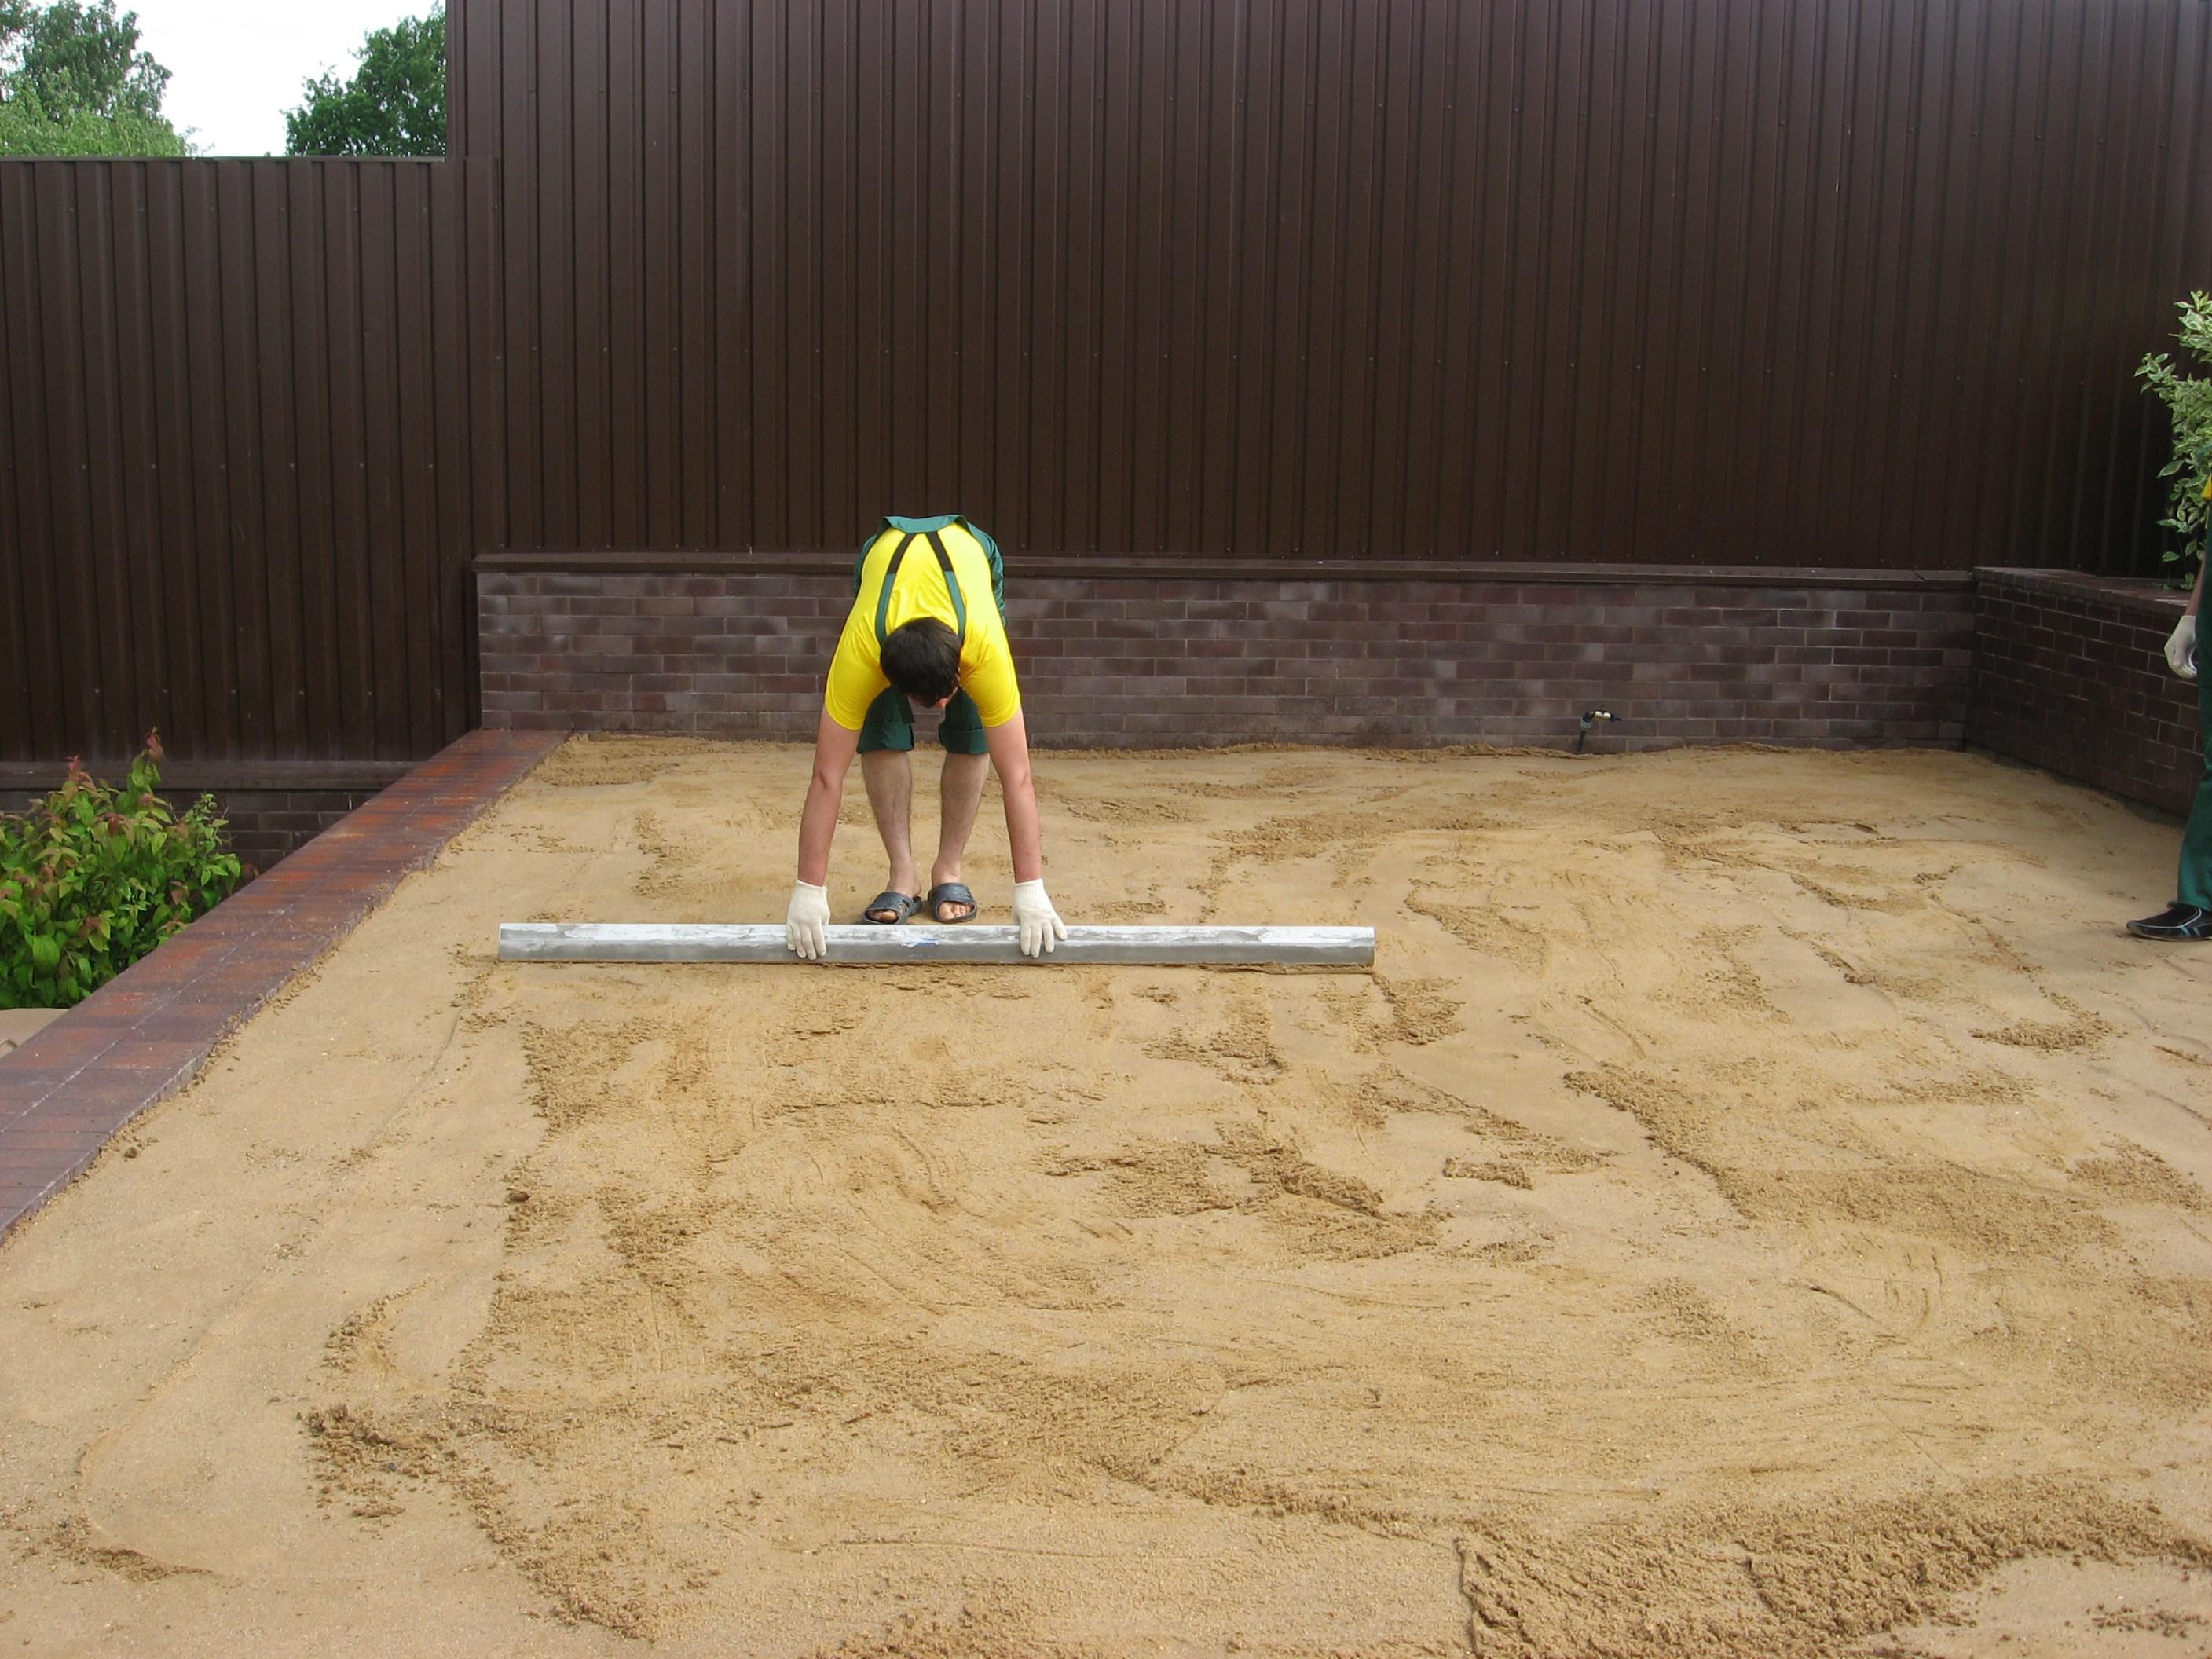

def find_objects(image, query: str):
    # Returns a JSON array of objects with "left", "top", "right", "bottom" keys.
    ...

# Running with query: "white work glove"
[
  {"left": 786, "top": 881, "right": 830, "bottom": 961},
  {"left": 2166, "top": 613, "right": 2199, "bottom": 681},
  {"left": 1011, "top": 880, "right": 1068, "bottom": 959}
]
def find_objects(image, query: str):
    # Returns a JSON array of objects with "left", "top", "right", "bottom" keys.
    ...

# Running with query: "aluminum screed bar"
[{"left": 499, "top": 923, "right": 1375, "bottom": 967}]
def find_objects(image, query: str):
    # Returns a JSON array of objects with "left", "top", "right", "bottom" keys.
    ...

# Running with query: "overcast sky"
[{"left": 129, "top": 1, "right": 434, "bottom": 157}]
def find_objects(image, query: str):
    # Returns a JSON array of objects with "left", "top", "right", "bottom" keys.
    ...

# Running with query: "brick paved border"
[{"left": 0, "top": 729, "right": 562, "bottom": 1240}]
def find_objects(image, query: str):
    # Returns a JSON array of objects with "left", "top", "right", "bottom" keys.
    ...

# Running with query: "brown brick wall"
[
  {"left": 1967, "top": 569, "right": 2201, "bottom": 816},
  {"left": 211, "top": 789, "right": 386, "bottom": 874},
  {"left": 0, "top": 786, "right": 379, "bottom": 878},
  {"left": 478, "top": 566, "right": 1977, "bottom": 751}
]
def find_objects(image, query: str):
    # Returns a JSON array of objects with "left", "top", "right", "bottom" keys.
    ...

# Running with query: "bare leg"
[
  {"left": 860, "top": 749, "right": 919, "bottom": 918},
  {"left": 930, "top": 751, "right": 991, "bottom": 920}
]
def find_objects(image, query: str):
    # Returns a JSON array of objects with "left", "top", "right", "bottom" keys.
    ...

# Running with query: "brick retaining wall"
[
  {"left": 11, "top": 566, "right": 2188, "bottom": 877},
  {"left": 478, "top": 559, "right": 1977, "bottom": 752},
  {"left": 196, "top": 789, "right": 385, "bottom": 873},
  {"left": 0, "top": 784, "right": 390, "bottom": 877},
  {"left": 1968, "top": 569, "right": 2200, "bottom": 816}
]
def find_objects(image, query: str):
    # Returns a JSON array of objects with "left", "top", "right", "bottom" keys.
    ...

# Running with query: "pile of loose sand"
[{"left": 3, "top": 738, "right": 2210, "bottom": 1657}]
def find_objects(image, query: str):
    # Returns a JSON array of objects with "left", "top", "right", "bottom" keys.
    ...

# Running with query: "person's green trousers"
[{"left": 2183, "top": 662, "right": 2212, "bottom": 909}]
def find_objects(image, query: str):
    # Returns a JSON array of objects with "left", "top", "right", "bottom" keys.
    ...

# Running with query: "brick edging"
[{"left": 0, "top": 728, "right": 564, "bottom": 1242}]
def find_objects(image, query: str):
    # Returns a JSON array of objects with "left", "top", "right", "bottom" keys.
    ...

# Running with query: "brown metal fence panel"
[
  {"left": 451, "top": 0, "right": 2212, "bottom": 572},
  {"left": 0, "top": 158, "right": 494, "bottom": 766}
]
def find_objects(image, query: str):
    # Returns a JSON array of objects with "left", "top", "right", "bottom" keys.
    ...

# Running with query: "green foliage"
[
  {"left": 284, "top": 5, "right": 445, "bottom": 158},
  {"left": 2138, "top": 292, "right": 2212, "bottom": 580},
  {"left": 0, "top": 1, "right": 187, "bottom": 156},
  {"left": 0, "top": 734, "right": 242, "bottom": 1011},
  {"left": 1, "top": 0, "right": 167, "bottom": 119},
  {"left": 0, "top": 82, "right": 182, "bottom": 153}
]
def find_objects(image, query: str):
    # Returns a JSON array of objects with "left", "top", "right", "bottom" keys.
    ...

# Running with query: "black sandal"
[
  {"left": 926, "top": 882, "right": 978, "bottom": 923},
  {"left": 862, "top": 890, "right": 922, "bottom": 925}
]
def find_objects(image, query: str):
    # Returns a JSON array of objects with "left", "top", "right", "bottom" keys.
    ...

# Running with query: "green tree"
[
  {"left": 285, "top": 5, "right": 445, "bottom": 157},
  {"left": 0, "top": 0, "right": 187, "bottom": 156}
]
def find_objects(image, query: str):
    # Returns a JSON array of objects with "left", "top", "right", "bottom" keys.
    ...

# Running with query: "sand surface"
[
  {"left": 0, "top": 1009, "right": 62, "bottom": 1057},
  {"left": 3, "top": 737, "right": 2210, "bottom": 1657}
]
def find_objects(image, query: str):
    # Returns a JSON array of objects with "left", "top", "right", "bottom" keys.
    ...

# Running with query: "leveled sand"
[{"left": 3, "top": 738, "right": 2210, "bottom": 1657}]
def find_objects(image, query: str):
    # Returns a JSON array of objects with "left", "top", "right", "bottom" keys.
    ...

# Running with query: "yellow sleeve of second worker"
[
  {"left": 822, "top": 615, "right": 890, "bottom": 731},
  {"left": 960, "top": 624, "right": 1022, "bottom": 728}
]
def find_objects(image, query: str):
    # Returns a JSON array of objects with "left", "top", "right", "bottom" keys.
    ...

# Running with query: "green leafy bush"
[
  {"left": 0, "top": 734, "right": 242, "bottom": 1010},
  {"left": 2138, "top": 293, "right": 2212, "bottom": 580}
]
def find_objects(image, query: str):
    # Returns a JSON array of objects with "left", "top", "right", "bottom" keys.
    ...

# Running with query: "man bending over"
[{"left": 786, "top": 514, "right": 1069, "bottom": 960}]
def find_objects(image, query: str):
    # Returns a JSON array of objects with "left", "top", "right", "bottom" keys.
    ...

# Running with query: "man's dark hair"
[{"left": 881, "top": 617, "right": 962, "bottom": 704}]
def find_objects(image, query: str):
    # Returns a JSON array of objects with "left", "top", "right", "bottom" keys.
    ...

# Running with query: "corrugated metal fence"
[
  {"left": 454, "top": 0, "right": 2212, "bottom": 573},
  {"left": 3, "top": 0, "right": 2210, "bottom": 769},
  {"left": 0, "top": 158, "right": 499, "bottom": 766}
]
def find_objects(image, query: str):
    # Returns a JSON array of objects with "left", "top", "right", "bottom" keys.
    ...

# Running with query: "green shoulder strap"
[
  {"left": 873, "top": 532, "right": 919, "bottom": 645},
  {"left": 923, "top": 529, "right": 969, "bottom": 646},
  {"left": 873, "top": 529, "right": 969, "bottom": 649}
]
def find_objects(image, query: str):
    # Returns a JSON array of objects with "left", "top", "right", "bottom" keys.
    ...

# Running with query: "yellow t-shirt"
[{"left": 823, "top": 519, "right": 1021, "bottom": 731}]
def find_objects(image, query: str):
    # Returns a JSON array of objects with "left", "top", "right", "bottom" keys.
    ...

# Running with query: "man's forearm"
[
  {"left": 1001, "top": 770, "right": 1044, "bottom": 884},
  {"left": 984, "top": 712, "right": 1046, "bottom": 883},
  {"left": 797, "top": 773, "right": 842, "bottom": 886},
  {"left": 796, "top": 710, "right": 862, "bottom": 887}
]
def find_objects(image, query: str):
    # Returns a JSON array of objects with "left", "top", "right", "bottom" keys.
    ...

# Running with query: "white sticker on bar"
[{"left": 498, "top": 923, "right": 1375, "bottom": 967}]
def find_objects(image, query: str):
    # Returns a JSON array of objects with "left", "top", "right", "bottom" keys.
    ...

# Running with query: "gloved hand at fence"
[
  {"left": 1011, "top": 880, "right": 1068, "bottom": 958},
  {"left": 2167, "top": 613, "right": 2199, "bottom": 681},
  {"left": 786, "top": 881, "right": 831, "bottom": 960}
]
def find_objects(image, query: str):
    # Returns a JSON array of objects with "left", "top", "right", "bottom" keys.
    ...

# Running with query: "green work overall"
[{"left": 2181, "top": 648, "right": 2212, "bottom": 909}]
